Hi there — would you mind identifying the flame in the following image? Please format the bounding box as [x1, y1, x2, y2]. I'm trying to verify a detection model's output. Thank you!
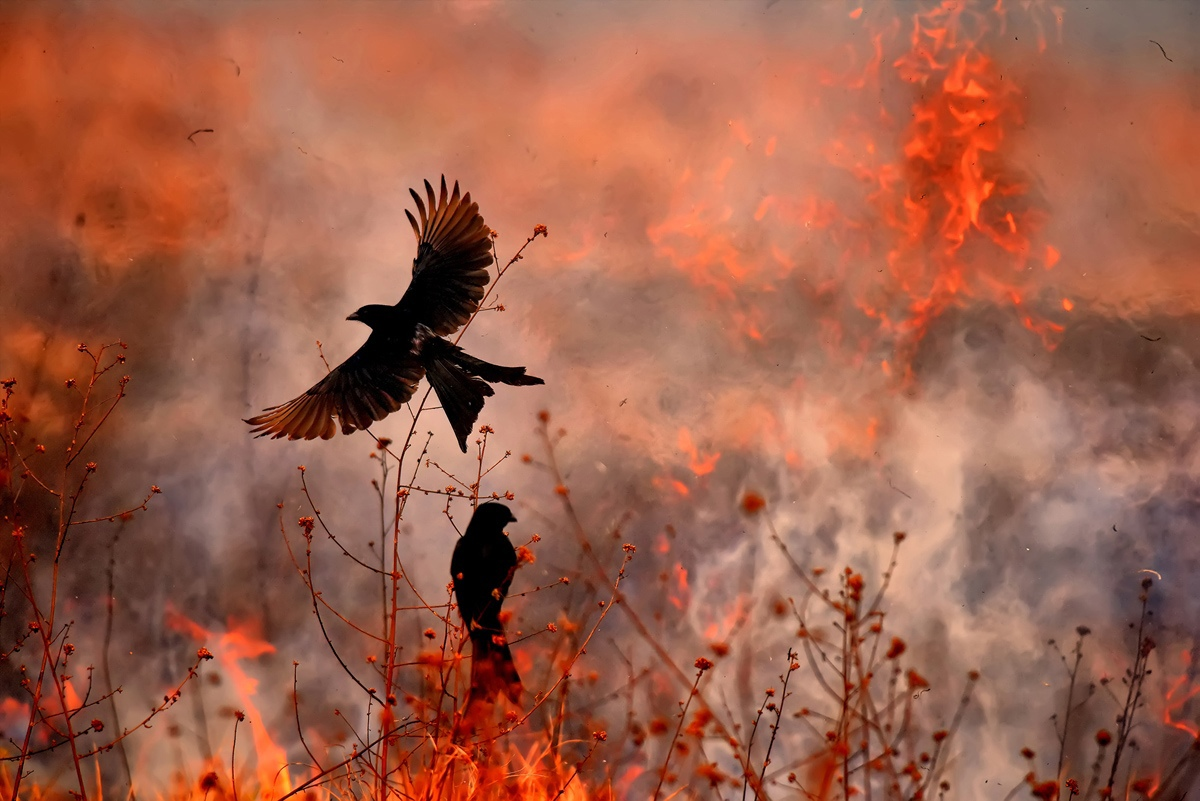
[1164, 648, 1200, 739]
[856, 0, 1067, 375]
[642, 0, 1070, 390]
[652, 475, 691, 497]
[165, 607, 293, 797]
[668, 563, 691, 612]
[0, 698, 31, 743]
[701, 593, 750, 645]
[677, 427, 721, 476]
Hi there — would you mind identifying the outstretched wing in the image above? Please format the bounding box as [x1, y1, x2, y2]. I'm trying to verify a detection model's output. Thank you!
[398, 176, 494, 336]
[244, 339, 424, 440]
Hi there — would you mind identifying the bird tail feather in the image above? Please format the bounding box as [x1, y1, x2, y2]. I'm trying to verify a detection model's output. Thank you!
[449, 350, 545, 387]
[424, 355, 494, 453]
[422, 336, 544, 451]
[468, 630, 522, 706]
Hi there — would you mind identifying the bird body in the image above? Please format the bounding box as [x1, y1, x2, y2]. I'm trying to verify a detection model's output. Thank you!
[245, 177, 543, 451]
[451, 502, 522, 708]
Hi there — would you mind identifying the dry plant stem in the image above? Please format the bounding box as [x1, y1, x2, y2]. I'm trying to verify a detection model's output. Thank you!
[405, 545, 631, 793]
[839, 569, 887, 797]
[277, 718, 423, 801]
[536, 423, 741, 748]
[856, 645, 874, 801]
[298, 470, 387, 576]
[920, 676, 978, 797]
[758, 650, 798, 798]
[551, 739, 601, 801]
[280, 512, 384, 705]
[1154, 740, 1200, 800]
[777, 531, 911, 771]
[81, 656, 206, 757]
[336, 702, 372, 757]
[1105, 581, 1154, 794]
[789, 595, 847, 709]
[742, 691, 774, 801]
[1054, 630, 1089, 782]
[466, 229, 546, 337]
[376, 230, 542, 796]
[425, 458, 470, 495]
[1082, 739, 1107, 801]
[316, 340, 332, 372]
[293, 662, 323, 773]
[231, 714, 242, 801]
[2, 654, 209, 763]
[373, 394, 437, 797]
[652, 665, 707, 801]
[460, 548, 633, 753]
[374, 445, 392, 638]
[18, 570, 88, 788]
[426, 588, 461, 747]
[380, 470, 403, 798]
[101, 526, 134, 797]
[9, 345, 133, 801]
[839, 572, 853, 796]
[771, 519, 963, 798]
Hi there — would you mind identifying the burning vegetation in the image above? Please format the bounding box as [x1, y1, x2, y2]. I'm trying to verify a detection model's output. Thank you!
[1, 0, 1199, 799]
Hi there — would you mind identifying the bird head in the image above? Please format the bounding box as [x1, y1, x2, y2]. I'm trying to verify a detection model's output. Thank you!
[472, 502, 517, 528]
[346, 304, 393, 329]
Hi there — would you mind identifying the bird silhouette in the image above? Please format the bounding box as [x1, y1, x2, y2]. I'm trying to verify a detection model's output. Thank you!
[451, 502, 522, 712]
[245, 177, 543, 452]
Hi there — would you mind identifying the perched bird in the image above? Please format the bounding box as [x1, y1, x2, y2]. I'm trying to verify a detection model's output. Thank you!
[451, 502, 522, 710]
[245, 177, 543, 452]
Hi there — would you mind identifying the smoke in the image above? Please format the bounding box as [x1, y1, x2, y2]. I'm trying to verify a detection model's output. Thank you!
[2, 0, 1199, 794]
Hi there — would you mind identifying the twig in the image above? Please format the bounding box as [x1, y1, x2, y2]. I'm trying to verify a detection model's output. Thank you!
[653, 660, 712, 801]
[101, 525, 134, 798]
[276, 717, 422, 801]
[757, 650, 799, 797]
[1055, 627, 1092, 781]
[292, 662, 323, 773]
[3, 653, 212, 763]
[742, 690, 775, 801]
[552, 735, 604, 800]
[282, 513, 385, 704]
[921, 671, 980, 796]
[1104, 579, 1156, 794]
[534, 420, 740, 749]
[231, 711, 243, 801]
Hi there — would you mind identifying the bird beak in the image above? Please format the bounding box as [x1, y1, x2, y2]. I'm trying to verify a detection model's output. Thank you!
[346, 311, 361, 322]
[510, 514, 518, 523]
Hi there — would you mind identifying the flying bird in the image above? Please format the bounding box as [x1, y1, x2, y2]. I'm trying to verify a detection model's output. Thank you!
[245, 177, 543, 452]
[451, 502, 522, 711]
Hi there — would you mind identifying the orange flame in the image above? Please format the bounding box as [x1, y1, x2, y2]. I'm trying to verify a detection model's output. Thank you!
[1164, 648, 1200, 740]
[166, 607, 293, 797]
[678, 427, 721, 476]
[643, 0, 1069, 390]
